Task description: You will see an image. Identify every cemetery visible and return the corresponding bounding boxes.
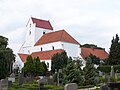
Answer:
[1,18,120,90]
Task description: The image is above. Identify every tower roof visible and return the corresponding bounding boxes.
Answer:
[35,30,80,46]
[31,17,53,30]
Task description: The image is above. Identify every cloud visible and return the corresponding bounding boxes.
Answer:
[1,0,120,54]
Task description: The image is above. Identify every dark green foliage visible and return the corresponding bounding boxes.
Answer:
[88,54,101,65]
[41,61,48,75]
[34,57,44,76]
[83,57,99,86]
[97,65,120,73]
[0,36,15,79]
[81,44,104,50]
[107,34,120,65]
[97,65,111,73]
[23,55,35,76]
[23,55,47,76]
[63,60,83,85]
[51,51,68,72]
[0,36,8,48]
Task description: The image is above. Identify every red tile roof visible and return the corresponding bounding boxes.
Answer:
[80,47,108,59]
[35,30,80,46]
[32,49,64,60]
[31,17,53,30]
[18,49,64,62]
[18,53,29,62]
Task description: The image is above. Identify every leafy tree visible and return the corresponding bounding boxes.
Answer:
[81,44,104,50]
[83,57,99,86]
[41,61,47,75]
[63,61,83,85]
[107,34,120,65]
[0,36,15,79]
[51,51,68,72]
[88,54,101,65]
[34,57,43,76]
[23,56,47,76]
[23,55,35,76]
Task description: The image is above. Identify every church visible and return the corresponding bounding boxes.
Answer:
[18,17,108,71]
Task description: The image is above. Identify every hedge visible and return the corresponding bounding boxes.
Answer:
[97,65,120,73]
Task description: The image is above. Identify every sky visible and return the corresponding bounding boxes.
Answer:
[1,0,120,55]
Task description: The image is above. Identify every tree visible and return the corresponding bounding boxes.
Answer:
[83,57,99,86]
[107,34,120,65]
[23,56,48,76]
[51,51,68,72]
[23,55,35,76]
[63,61,83,85]
[88,54,101,65]
[81,44,104,50]
[41,62,47,75]
[0,36,15,79]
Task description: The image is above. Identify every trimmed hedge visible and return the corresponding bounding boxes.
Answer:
[97,65,120,73]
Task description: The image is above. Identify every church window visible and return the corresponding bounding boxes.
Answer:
[29,31,31,35]
[43,32,45,34]
[29,24,31,27]
[41,47,43,51]
[52,46,54,50]
[47,62,49,68]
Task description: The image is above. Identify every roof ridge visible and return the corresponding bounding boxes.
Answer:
[31,17,49,22]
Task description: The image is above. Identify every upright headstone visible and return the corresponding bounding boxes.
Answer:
[0,80,1,90]
[110,66,115,78]
[64,83,78,90]
[0,79,8,90]
[18,73,23,86]
[100,84,108,90]
[8,73,15,82]
[57,69,63,86]
[38,78,47,90]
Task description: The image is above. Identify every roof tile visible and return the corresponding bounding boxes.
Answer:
[80,47,108,59]
[18,49,64,62]
[35,30,80,46]
[31,17,53,30]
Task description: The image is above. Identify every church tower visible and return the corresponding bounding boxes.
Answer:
[19,17,53,54]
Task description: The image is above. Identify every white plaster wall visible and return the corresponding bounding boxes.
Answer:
[61,42,80,58]
[35,28,53,43]
[23,18,35,47]
[30,41,63,53]
[41,60,51,71]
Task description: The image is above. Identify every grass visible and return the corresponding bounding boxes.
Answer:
[8,81,63,90]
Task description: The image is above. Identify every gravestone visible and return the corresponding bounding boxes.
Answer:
[64,83,78,90]
[57,69,63,86]
[18,73,23,86]
[100,84,108,90]
[38,78,47,90]
[47,76,54,85]
[8,73,15,83]
[0,79,8,90]
[107,82,120,90]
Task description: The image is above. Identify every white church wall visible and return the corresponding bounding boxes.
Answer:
[35,28,53,43]
[23,18,36,47]
[61,42,81,58]
[41,60,51,71]
[30,41,63,53]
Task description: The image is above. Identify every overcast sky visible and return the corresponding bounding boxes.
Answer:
[1,0,120,54]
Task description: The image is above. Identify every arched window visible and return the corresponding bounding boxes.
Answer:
[29,24,31,27]
[43,32,45,34]
[41,47,43,51]
[29,31,31,35]
[47,62,49,68]
[52,46,54,50]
